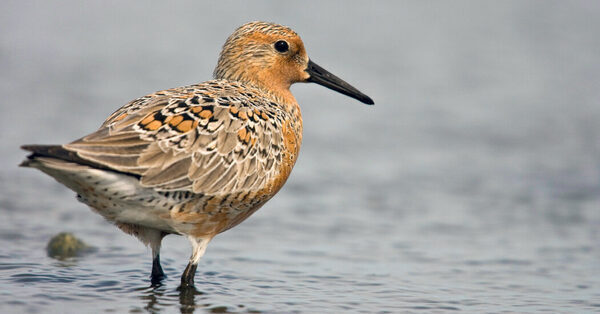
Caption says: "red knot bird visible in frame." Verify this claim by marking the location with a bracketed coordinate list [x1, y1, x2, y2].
[20, 21, 374, 287]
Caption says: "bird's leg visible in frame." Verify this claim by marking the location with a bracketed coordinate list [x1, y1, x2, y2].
[147, 230, 167, 285]
[180, 262, 198, 288]
[180, 236, 211, 288]
[114, 224, 168, 285]
[151, 252, 165, 285]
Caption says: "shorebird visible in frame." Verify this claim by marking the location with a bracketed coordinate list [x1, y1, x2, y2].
[20, 21, 373, 287]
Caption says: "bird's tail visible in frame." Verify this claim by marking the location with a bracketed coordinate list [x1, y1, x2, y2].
[21, 144, 86, 167]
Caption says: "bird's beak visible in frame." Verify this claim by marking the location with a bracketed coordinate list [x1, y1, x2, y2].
[305, 59, 374, 105]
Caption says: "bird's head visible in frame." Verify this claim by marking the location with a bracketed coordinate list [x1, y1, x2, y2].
[214, 21, 373, 105]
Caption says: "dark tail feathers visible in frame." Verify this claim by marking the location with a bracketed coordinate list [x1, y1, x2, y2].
[20, 144, 116, 173]
[22, 144, 78, 161]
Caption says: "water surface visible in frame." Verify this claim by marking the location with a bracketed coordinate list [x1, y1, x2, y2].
[1, 1, 599, 313]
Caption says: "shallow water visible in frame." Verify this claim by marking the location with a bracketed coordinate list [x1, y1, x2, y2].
[1, 1, 600, 313]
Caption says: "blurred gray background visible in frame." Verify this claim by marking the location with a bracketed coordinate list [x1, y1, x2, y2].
[1, 1, 599, 313]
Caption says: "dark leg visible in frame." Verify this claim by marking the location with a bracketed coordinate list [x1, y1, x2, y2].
[180, 262, 198, 288]
[179, 236, 210, 289]
[150, 254, 166, 285]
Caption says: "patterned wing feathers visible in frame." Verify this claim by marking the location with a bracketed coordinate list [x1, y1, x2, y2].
[64, 82, 286, 196]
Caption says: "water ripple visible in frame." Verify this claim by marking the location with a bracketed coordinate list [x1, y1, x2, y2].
[3, 1, 600, 313]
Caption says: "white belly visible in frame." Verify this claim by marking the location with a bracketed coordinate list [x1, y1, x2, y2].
[28, 157, 183, 234]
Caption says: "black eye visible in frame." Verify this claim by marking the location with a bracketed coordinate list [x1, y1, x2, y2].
[274, 40, 289, 53]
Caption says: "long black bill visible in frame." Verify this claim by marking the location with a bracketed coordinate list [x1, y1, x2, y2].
[305, 59, 374, 105]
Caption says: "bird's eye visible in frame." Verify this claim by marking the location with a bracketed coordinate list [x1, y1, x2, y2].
[274, 40, 289, 53]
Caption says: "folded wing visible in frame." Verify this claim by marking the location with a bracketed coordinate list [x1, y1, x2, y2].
[64, 82, 284, 195]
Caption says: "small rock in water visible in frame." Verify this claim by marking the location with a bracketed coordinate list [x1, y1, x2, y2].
[46, 232, 93, 260]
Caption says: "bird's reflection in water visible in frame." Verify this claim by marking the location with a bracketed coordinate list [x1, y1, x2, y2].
[177, 285, 203, 313]
[135, 283, 203, 313]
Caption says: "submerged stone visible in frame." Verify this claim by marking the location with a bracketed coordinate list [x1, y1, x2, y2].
[46, 232, 93, 260]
